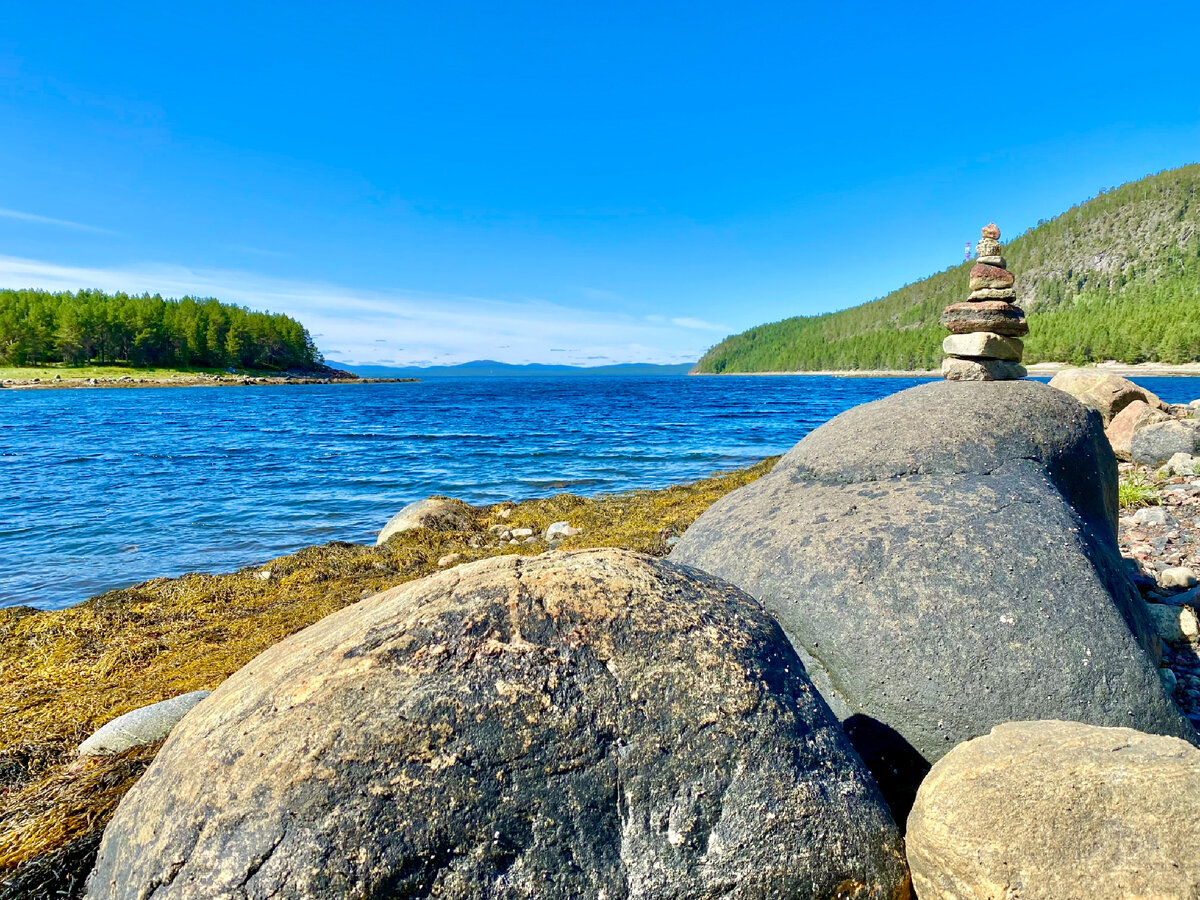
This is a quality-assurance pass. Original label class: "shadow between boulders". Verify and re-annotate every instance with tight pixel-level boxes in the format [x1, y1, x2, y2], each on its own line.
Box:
[842, 714, 930, 824]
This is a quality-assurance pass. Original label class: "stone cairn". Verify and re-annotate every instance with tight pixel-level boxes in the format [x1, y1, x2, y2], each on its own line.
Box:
[941, 223, 1028, 381]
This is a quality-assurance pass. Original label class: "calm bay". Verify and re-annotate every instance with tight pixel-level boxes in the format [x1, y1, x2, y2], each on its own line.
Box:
[5, 374, 1200, 610]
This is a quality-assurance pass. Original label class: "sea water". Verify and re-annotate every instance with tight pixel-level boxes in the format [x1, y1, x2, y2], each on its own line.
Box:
[4, 374, 1199, 609]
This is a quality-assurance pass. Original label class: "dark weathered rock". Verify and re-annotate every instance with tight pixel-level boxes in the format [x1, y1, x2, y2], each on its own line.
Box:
[907, 720, 1200, 900]
[1131, 419, 1200, 466]
[967, 263, 1015, 291]
[942, 301, 1028, 336]
[86, 550, 910, 900]
[671, 380, 1194, 817]
[1048, 368, 1166, 424]
[941, 357, 1026, 381]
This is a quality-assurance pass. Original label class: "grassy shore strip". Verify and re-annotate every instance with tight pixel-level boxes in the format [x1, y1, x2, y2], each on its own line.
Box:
[0, 458, 775, 898]
[0, 364, 415, 390]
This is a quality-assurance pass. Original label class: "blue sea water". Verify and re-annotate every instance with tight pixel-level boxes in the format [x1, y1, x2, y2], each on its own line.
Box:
[4, 374, 1200, 610]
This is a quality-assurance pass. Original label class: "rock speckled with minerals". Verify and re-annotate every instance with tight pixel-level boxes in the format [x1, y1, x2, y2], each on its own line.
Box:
[85, 549, 911, 900]
[671, 380, 1195, 817]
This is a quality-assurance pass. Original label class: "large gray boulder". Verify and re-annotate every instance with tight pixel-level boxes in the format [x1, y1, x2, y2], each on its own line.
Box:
[907, 720, 1200, 900]
[1131, 419, 1200, 466]
[671, 380, 1194, 816]
[86, 550, 910, 900]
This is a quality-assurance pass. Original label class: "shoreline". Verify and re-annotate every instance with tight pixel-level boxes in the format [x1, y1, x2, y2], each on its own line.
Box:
[1, 373, 418, 390]
[691, 362, 1200, 379]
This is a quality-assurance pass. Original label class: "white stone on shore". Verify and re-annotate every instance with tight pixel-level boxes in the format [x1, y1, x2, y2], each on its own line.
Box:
[376, 498, 471, 546]
[1131, 506, 1170, 527]
[1160, 567, 1199, 590]
[78, 691, 211, 757]
[545, 521, 581, 541]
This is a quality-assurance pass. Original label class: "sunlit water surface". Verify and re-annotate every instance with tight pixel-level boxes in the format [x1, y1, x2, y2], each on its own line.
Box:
[4, 374, 1200, 609]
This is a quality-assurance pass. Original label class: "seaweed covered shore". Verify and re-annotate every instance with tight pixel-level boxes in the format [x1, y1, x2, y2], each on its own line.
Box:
[0, 459, 774, 898]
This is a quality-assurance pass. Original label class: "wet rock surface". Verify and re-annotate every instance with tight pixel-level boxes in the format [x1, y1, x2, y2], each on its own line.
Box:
[671, 380, 1194, 817]
[85, 549, 910, 900]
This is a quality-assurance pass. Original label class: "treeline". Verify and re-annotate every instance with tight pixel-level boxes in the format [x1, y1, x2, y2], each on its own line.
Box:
[0, 289, 323, 370]
[695, 164, 1200, 372]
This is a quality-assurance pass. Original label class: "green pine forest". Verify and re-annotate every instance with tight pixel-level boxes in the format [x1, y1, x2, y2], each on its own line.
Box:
[694, 164, 1200, 373]
[0, 289, 323, 371]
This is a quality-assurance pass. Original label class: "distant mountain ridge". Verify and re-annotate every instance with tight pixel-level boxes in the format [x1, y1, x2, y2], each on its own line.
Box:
[333, 360, 694, 377]
[694, 164, 1200, 373]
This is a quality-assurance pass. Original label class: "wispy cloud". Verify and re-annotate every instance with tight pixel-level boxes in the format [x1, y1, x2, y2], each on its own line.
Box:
[0, 207, 120, 236]
[0, 255, 715, 367]
[670, 317, 728, 331]
[644, 314, 727, 332]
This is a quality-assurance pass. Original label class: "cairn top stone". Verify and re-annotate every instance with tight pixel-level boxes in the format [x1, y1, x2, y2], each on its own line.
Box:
[976, 237, 1002, 257]
[981, 222, 1000, 239]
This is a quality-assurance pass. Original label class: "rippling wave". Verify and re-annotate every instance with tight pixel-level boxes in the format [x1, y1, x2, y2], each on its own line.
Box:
[4, 374, 1199, 609]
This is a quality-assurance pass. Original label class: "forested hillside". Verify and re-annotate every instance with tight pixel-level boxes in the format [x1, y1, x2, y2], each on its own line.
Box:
[0, 289, 322, 371]
[695, 164, 1200, 372]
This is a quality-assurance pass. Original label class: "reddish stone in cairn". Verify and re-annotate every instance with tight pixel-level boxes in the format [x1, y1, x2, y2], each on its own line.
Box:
[981, 223, 1001, 240]
[942, 301, 1028, 337]
[969, 264, 1015, 291]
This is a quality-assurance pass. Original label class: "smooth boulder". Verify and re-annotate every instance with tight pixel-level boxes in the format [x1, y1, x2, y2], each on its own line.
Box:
[940, 357, 1026, 381]
[1049, 368, 1165, 424]
[671, 379, 1194, 816]
[375, 496, 473, 545]
[86, 549, 910, 900]
[940, 332, 1023, 361]
[906, 720, 1200, 900]
[77, 691, 211, 757]
[1104, 398, 1170, 461]
[1131, 419, 1200, 466]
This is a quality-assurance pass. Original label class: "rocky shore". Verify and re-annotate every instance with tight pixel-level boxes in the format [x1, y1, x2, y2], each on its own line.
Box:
[9, 371, 1200, 898]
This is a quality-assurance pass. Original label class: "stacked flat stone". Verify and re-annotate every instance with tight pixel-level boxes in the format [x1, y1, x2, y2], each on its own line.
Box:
[941, 223, 1028, 381]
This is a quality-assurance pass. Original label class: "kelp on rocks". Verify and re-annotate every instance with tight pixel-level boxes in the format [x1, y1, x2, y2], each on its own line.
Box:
[0, 458, 776, 899]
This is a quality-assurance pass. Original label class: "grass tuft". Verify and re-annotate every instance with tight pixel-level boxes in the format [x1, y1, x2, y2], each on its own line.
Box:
[1118, 469, 1162, 509]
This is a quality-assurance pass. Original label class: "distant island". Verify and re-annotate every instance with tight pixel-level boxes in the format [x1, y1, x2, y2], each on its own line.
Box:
[695, 164, 1200, 374]
[0, 288, 323, 373]
[335, 360, 695, 377]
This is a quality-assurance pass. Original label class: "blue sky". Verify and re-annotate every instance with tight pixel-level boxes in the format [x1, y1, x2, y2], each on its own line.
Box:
[1, 1, 1198, 366]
